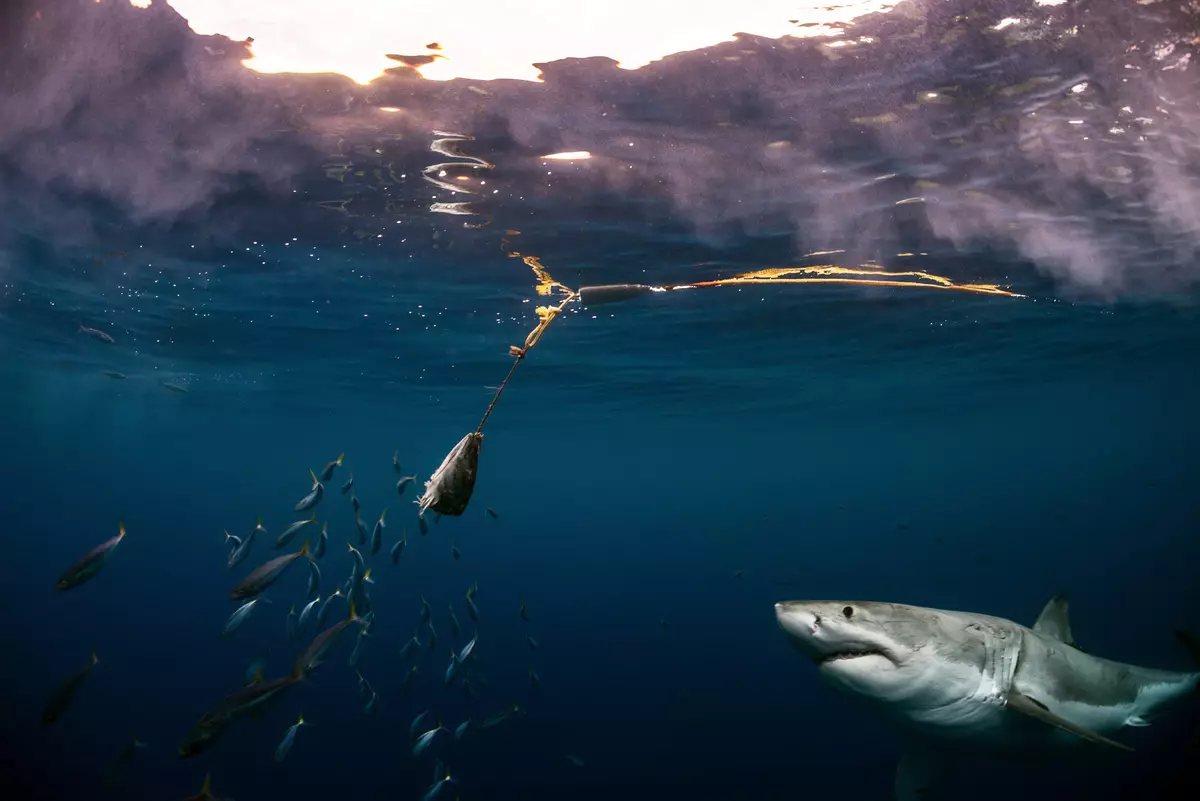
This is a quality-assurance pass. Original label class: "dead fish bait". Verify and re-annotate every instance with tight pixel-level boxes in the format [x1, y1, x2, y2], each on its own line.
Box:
[417, 433, 482, 518]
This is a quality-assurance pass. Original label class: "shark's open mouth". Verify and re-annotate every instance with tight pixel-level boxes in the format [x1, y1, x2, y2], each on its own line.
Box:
[816, 649, 885, 665]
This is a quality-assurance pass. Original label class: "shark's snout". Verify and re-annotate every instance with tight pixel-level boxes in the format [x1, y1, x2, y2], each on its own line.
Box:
[775, 602, 821, 654]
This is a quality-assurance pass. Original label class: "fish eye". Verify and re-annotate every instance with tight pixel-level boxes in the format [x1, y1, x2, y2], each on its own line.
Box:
[842, 606, 854, 618]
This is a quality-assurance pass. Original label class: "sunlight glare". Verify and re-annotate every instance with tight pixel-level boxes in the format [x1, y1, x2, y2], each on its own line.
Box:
[158, 0, 898, 84]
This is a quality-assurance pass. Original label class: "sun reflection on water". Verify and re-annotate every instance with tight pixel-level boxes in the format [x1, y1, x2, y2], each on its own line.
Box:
[155, 0, 899, 84]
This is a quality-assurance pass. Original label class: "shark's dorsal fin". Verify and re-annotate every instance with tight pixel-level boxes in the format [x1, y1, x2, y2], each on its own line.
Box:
[1032, 594, 1079, 648]
[1006, 689, 1133, 751]
[894, 741, 946, 801]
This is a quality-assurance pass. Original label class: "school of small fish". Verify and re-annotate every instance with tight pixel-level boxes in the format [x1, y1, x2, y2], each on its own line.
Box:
[44, 449, 562, 800]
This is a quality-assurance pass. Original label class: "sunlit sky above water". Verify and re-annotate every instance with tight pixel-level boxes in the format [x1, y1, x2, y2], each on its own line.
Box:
[153, 0, 903, 83]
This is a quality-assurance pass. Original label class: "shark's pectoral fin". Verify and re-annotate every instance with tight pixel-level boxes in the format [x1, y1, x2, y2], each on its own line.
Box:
[894, 741, 947, 801]
[1032, 594, 1079, 649]
[1006, 689, 1133, 751]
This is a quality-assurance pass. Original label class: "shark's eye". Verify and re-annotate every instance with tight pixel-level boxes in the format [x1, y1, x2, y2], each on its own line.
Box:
[842, 606, 854, 618]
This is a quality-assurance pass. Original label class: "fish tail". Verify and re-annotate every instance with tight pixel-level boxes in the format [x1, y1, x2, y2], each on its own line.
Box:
[90, 649, 99, 666]
[299, 538, 310, 556]
[309, 511, 316, 522]
[349, 600, 358, 621]
[381, 508, 388, 520]
[118, 520, 126, 539]
[336, 452, 344, 465]
[200, 774, 211, 794]
[309, 468, 318, 482]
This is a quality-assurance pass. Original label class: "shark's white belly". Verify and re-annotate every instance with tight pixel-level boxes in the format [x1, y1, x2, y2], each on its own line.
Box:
[889, 625, 1195, 753]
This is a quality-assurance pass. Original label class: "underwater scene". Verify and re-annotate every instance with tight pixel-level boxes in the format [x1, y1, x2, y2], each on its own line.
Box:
[1, 1, 1199, 800]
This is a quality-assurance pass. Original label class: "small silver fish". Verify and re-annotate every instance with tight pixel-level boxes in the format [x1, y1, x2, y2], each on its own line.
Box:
[444, 654, 459, 684]
[223, 531, 242, 553]
[448, 604, 460, 637]
[274, 714, 311, 762]
[347, 542, 365, 576]
[228, 518, 262, 568]
[351, 493, 361, 513]
[529, 669, 540, 689]
[222, 597, 269, 637]
[527, 635, 539, 650]
[390, 529, 407, 564]
[314, 522, 328, 559]
[403, 665, 419, 691]
[103, 370, 127, 380]
[421, 773, 455, 801]
[370, 509, 386, 557]
[356, 669, 372, 700]
[399, 632, 421, 662]
[451, 543, 460, 561]
[427, 621, 437, 651]
[55, 520, 127, 591]
[79, 324, 115, 343]
[396, 475, 417, 496]
[294, 470, 324, 513]
[410, 709, 429, 738]
[315, 588, 343, 628]
[355, 512, 368, 544]
[364, 691, 378, 715]
[480, 704, 521, 729]
[454, 719, 470, 740]
[275, 514, 316, 549]
[418, 515, 429, 536]
[297, 595, 320, 636]
[393, 450, 402, 473]
[458, 633, 477, 662]
[319, 453, 344, 482]
[341, 474, 354, 495]
[348, 627, 369, 668]
[412, 722, 447, 758]
[520, 599, 529, 621]
[420, 596, 432, 624]
[465, 595, 479, 622]
[307, 560, 321, 597]
[486, 507, 499, 519]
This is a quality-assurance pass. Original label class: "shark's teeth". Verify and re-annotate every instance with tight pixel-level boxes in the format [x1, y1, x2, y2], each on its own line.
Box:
[819, 649, 883, 664]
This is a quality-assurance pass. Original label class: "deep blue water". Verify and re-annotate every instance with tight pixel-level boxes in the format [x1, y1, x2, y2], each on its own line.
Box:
[3, 1, 1200, 800]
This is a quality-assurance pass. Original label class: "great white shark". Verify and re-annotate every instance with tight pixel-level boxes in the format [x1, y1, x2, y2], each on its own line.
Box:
[774, 596, 1200, 800]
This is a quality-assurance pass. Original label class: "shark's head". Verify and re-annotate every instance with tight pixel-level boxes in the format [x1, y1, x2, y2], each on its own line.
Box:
[774, 600, 989, 712]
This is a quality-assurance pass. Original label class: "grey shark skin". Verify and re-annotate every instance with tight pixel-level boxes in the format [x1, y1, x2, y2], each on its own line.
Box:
[774, 597, 1199, 800]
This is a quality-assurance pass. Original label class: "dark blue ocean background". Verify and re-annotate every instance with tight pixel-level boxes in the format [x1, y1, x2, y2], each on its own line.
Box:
[2, 1, 1199, 800]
